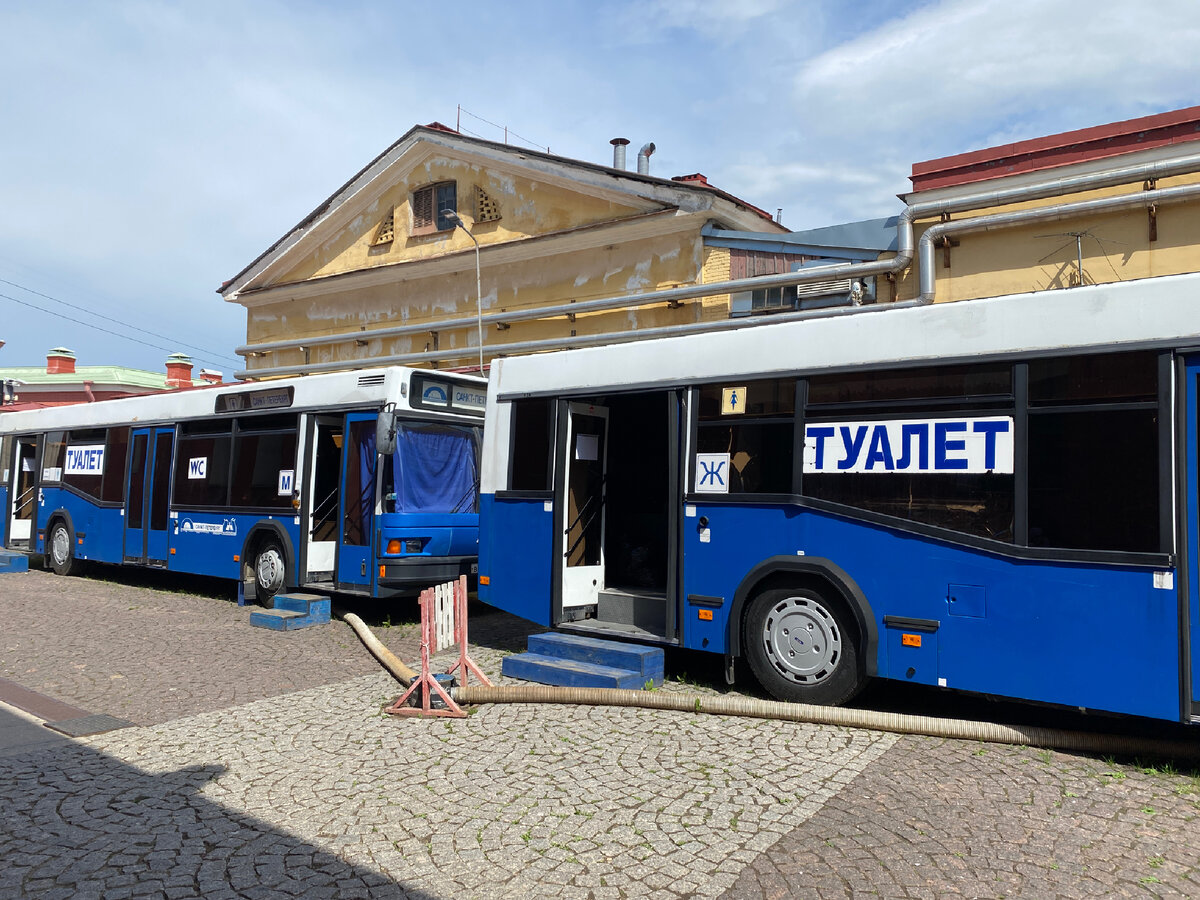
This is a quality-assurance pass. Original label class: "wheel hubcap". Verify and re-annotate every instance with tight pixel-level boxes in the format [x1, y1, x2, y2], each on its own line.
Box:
[256, 548, 284, 594]
[761, 595, 841, 685]
[51, 528, 70, 565]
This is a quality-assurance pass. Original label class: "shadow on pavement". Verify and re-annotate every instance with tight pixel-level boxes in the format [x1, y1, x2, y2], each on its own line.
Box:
[0, 736, 439, 899]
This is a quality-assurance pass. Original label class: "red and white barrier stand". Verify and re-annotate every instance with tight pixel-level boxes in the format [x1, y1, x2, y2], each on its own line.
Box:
[386, 575, 492, 718]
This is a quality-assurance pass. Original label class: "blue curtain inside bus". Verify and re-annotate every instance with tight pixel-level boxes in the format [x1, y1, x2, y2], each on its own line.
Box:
[358, 428, 376, 538]
[390, 425, 478, 513]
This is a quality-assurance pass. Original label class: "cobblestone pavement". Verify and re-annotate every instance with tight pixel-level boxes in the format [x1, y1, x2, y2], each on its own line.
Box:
[2, 567, 1200, 898]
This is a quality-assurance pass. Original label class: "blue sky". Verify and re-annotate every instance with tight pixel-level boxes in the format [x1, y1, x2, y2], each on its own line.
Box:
[1, 0, 1197, 375]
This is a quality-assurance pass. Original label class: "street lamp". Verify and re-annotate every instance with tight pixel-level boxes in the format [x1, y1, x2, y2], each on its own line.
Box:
[442, 210, 484, 375]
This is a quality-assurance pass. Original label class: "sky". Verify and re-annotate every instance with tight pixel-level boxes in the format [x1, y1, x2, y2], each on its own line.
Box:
[1, 0, 1198, 377]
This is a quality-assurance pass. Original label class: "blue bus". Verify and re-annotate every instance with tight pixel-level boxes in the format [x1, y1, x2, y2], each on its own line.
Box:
[479, 272, 1200, 723]
[0, 366, 485, 604]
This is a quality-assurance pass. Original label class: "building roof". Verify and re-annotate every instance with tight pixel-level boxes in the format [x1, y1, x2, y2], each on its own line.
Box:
[911, 105, 1200, 192]
[219, 124, 785, 298]
[703, 216, 899, 259]
[0, 364, 184, 389]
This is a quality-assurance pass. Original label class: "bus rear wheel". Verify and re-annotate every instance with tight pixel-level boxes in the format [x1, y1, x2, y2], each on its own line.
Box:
[252, 539, 287, 609]
[48, 520, 84, 577]
[744, 586, 863, 706]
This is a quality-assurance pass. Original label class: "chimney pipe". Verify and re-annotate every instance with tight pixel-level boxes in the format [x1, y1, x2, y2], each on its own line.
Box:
[165, 353, 194, 389]
[46, 347, 76, 375]
[637, 142, 656, 175]
[610, 137, 630, 170]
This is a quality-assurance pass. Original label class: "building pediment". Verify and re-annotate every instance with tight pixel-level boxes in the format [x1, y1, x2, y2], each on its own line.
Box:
[221, 126, 780, 303]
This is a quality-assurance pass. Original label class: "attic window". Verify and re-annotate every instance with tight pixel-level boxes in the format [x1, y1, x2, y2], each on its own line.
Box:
[372, 207, 395, 245]
[474, 185, 502, 223]
[412, 181, 457, 236]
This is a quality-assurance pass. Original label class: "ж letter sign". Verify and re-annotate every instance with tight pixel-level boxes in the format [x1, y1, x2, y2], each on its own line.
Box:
[803, 416, 1014, 474]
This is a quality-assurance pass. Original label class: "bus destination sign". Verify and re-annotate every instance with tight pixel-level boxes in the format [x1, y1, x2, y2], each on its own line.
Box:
[215, 386, 295, 414]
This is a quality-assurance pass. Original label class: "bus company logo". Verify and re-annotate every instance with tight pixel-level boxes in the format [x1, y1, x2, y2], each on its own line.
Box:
[179, 518, 236, 536]
[695, 453, 730, 493]
[804, 416, 1014, 474]
[421, 382, 449, 406]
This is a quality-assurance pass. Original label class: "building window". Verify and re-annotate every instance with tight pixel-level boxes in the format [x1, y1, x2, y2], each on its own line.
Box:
[751, 285, 797, 313]
[412, 182, 458, 236]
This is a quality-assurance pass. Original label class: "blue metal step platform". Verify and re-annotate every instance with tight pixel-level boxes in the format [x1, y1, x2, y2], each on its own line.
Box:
[501, 632, 664, 689]
[0, 550, 29, 574]
[249, 592, 331, 631]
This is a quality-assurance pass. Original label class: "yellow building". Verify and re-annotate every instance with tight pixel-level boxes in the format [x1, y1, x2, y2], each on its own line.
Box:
[221, 125, 787, 379]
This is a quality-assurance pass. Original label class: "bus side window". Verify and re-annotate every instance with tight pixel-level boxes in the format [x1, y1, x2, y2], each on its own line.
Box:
[102, 427, 130, 503]
[509, 399, 555, 491]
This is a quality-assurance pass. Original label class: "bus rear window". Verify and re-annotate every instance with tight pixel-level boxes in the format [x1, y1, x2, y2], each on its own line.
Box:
[509, 399, 555, 491]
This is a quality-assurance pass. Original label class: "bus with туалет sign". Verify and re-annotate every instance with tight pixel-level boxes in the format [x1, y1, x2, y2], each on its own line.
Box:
[478, 272, 1200, 724]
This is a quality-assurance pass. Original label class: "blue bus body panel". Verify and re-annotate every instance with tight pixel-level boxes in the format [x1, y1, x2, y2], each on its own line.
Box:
[170, 512, 302, 580]
[483, 490, 1180, 720]
[377, 512, 479, 559]
[0, 485, 7, 545]
[683, 503, 1179, 722]
[38, 489, 124, 563]
[479, 494, 554, 626]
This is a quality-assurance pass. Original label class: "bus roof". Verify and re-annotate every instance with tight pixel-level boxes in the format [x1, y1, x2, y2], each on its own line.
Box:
[0, 365, 485, 434]
[491, 272, 1200, 398]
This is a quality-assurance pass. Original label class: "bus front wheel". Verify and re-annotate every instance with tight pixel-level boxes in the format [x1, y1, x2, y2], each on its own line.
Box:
[252, 539, 287, 609]
[744, 586, 863, 706]
[48, 520, 84, 577]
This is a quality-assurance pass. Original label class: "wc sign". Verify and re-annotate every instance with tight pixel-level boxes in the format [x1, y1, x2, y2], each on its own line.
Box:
[695, 452, 730, 493]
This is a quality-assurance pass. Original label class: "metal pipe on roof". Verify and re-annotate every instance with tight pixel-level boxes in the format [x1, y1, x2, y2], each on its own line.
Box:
[917, 181, 1200, 301]
[235, 294, 928, 379]
[610, 138, 630, 170]
[637, 142, 656, 175]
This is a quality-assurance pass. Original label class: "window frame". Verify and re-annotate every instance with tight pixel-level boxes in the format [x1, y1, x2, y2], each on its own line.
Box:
[411, 181, 458, 236]
[684, 350, 1171, 563]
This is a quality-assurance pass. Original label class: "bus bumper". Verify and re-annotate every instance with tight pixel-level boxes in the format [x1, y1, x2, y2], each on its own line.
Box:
[377, 555, 478, 595]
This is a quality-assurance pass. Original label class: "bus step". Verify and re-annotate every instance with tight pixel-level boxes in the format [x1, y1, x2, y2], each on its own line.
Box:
[501, 633, 664, 689]
[249, 593, 331, 631]
[596, 589, 666, 632]
[501, 653, 651, 690]
[0, 550, 29, 574]
[527, 632, 664, 679]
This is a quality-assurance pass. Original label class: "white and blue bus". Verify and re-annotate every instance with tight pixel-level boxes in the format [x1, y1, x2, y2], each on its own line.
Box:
[0, 366, 485, 604]
[479, 272, 1200, 724]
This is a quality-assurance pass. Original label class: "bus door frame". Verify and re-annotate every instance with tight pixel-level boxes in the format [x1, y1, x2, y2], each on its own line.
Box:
[1183, 353, 1200, 722]
[301, 414, 342, 584]
[124, 426, 174, 566]
[556, 401, 610, 614]
[5, 435, 39, 550]
[336, 411, 378, 592]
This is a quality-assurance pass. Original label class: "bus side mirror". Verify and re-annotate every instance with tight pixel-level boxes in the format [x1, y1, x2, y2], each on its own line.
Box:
[376, 410, 398, 456]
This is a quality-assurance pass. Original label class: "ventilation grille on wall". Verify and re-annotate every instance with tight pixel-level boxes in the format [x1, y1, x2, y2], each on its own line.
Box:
[474, 185, 502, 223]
[372, 208, 395, 245]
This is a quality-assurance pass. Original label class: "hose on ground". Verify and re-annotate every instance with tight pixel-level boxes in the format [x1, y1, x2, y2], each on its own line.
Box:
[456, 683, 1200, 761]
[342, 612, 1199, 761]
[342, 612, 417, 686]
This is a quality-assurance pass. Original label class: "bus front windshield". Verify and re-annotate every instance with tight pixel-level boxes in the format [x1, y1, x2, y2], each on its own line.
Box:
[382, 422, 480, 514]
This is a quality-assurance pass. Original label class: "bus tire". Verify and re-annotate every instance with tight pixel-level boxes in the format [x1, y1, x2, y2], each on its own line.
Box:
[48, 519, 84, 577]
[744, 586, 863, 706]
[252, 537, 287, 609]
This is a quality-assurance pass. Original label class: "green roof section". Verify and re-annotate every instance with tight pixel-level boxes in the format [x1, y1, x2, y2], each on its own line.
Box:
[0, 365, 196, 388]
